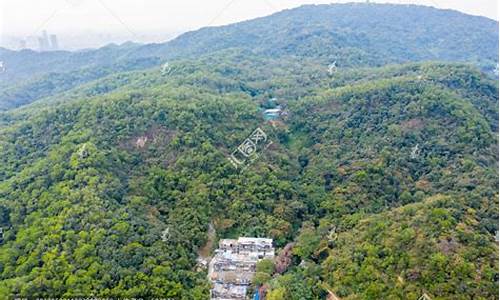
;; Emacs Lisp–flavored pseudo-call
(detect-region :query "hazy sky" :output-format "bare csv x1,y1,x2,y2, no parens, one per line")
0,0,498,48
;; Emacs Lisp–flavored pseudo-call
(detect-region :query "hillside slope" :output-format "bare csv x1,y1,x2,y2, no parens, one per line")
0,3,498,111
138,3,498,65
0,48,497,299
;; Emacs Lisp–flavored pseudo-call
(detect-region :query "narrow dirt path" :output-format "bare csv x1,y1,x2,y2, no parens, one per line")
198,222,216,260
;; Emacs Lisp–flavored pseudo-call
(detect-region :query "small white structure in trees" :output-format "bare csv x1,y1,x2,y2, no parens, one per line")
161,227,170,242
328,61,337,75
411,144,420,159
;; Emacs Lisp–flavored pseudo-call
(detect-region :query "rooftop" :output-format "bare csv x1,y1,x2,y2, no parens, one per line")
209,237,275,299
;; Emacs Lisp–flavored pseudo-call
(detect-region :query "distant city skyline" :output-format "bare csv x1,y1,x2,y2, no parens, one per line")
35,30,59,51
0,0,497,50
1,29,182,51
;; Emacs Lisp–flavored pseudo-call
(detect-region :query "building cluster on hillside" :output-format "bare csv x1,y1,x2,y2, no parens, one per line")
209,237,274,300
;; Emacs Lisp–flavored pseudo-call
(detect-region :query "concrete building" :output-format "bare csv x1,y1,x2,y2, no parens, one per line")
38,30,50,51
209,237,274,299
37,31,59,51
263,108,281,120
50,34,59,50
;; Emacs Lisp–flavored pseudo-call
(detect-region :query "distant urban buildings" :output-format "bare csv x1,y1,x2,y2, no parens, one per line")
1,30,183,51
38,30,59,51
50,34,59,50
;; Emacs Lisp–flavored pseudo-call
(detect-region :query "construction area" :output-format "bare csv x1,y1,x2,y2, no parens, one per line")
209,237,275,299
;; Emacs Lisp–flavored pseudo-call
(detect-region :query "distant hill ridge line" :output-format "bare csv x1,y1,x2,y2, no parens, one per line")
0,3,497,110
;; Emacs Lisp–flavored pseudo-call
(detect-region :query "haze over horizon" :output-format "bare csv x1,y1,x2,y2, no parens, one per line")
1,0,498,50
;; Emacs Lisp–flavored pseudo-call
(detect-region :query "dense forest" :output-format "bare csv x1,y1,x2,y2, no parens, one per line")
0,3,498,300
0,3,497,111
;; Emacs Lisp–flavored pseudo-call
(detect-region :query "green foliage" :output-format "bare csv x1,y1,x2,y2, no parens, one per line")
293,223,322,259
253,272,272,286
267,272,320,300
1,3,497,111
267,287,287,300
0,15,497,298
256,258,275,274
316,195,498,299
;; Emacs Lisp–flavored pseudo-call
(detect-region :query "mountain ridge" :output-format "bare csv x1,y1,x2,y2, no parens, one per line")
0,3,497,111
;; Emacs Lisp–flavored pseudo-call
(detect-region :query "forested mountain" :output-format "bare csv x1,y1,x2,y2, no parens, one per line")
0,3,498,300
141,3,498,65
0,3,497,110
